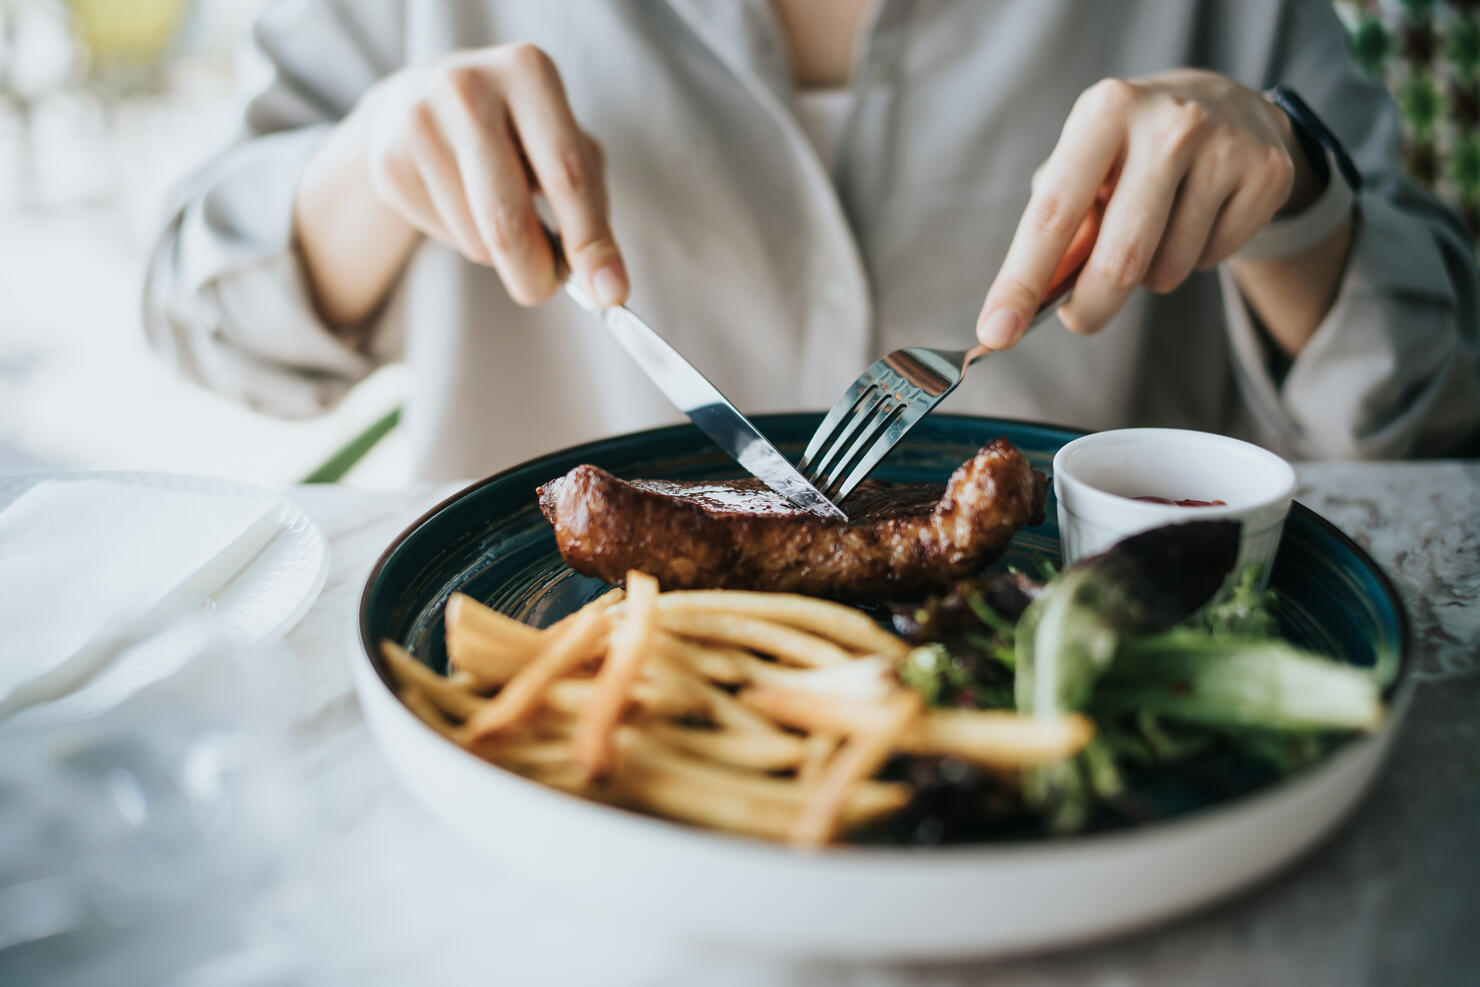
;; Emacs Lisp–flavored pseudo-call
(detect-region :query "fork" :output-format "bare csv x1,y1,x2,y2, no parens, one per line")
798,207,1103,505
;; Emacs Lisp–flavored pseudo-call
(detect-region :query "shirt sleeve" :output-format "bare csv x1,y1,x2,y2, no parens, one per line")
142,0,406,419
1218,0,1480,459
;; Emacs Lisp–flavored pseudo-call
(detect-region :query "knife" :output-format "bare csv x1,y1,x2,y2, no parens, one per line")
551,238,847,521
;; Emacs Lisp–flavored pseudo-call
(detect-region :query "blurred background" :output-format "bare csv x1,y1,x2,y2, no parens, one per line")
0,0,408,486
0,0,1474,488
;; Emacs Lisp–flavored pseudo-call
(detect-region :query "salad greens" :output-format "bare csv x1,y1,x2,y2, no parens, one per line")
1014,521,1242,718
890,520,1385,836
1101,631,1384,731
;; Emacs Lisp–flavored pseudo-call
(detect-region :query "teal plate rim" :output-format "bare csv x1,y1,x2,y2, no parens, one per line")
357,413,1413,849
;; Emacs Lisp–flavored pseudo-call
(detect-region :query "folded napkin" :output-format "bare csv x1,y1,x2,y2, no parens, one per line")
0,479,287,718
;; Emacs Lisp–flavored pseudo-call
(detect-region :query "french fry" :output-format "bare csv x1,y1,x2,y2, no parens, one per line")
654,591,909,659
480,737,577,769
524,762,594,794
445,590,626,682
449,588,624,642
465,605,608,739
398,683,466,742
739,684,894,734
609,662,803,760
742,686,1094,768
522,708,578,739
727,652,816,689
576,571,660,779
909,708,1094,768
610,728,908,839
540,678,595,716
657,611,854,668
791,690,922,847
447,668,494,694
382,641,484,721
639,721,807,772
543,672,704,720
445,623,530,683
797,731,841,785
654,632,746,685
693,676,793,736
610,760,799,840
446,592,542,650
641,657,710,707
731,653,895,698
406,572,1082,846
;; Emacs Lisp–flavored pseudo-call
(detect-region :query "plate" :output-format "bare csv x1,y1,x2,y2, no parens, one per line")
353,415,1410,959
0,470,329,720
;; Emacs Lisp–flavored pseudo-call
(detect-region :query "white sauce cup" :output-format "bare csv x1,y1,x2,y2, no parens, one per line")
1052,428,1297,585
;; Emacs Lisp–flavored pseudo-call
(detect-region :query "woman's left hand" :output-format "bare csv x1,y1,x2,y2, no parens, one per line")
976,69,1320,349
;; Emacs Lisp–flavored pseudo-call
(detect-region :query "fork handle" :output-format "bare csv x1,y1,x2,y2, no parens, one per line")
1041,197,1104,312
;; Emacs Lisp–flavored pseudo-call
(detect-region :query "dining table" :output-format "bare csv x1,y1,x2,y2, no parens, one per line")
21,459,1475,986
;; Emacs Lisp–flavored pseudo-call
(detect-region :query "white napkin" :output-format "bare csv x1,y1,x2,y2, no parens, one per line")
0,479,287,718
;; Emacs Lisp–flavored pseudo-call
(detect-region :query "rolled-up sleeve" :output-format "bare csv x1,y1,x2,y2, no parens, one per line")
1220,0,1480,459
143,0,405,419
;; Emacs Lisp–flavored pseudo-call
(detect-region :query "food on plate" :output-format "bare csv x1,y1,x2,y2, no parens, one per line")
892,520,1385,836
536,438,1047,598
382,577,1091,846
381,515,1386,847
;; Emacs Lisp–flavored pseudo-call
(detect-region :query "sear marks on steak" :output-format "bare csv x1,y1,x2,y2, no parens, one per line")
536,439,1048,599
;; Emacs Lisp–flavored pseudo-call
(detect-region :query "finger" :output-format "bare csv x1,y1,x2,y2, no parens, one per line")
1141,150,1240,294
977,79,1134,349
1056,127,1189,335
433,69,558,305
1198,146,1295,268
368,144,456,247
405,102,489,264
584,130,605,171
502,45,627,307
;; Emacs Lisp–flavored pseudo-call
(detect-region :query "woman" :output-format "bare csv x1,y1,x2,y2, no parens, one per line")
144,0,1480,482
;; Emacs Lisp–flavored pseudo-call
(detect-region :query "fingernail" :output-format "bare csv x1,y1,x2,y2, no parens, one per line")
592,264,626,308
977,308,1021,349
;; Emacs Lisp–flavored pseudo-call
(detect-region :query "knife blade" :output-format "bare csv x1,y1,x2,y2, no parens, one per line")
561,277,847,521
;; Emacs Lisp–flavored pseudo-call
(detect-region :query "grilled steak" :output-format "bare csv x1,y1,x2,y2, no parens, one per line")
536,439,1047,599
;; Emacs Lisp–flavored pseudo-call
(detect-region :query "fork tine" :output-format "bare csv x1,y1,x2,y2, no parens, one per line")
829,401,936,504
799,374,879,474
802,384,891,483
817,395,910,500
803,343,978,506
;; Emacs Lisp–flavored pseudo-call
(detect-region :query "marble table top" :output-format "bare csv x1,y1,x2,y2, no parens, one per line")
103,463,1480,985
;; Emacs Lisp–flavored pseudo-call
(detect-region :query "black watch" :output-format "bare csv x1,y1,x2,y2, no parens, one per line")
1266,85,1363,193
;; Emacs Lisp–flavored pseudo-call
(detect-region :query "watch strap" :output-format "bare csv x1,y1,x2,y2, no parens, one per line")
1267,85,1363,192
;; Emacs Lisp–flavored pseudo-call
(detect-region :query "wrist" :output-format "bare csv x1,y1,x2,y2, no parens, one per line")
1266,98,1324,216
294,100,420,330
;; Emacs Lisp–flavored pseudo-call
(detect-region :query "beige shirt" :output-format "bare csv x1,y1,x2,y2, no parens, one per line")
144,0,1480,482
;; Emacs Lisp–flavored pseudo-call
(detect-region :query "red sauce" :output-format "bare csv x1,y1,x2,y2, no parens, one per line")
1134,496,1227,507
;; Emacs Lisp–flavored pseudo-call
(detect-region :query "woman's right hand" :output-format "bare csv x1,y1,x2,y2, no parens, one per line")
360,43,627,308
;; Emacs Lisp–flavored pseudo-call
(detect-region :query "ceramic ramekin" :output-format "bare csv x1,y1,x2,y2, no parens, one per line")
1052,428,1297,583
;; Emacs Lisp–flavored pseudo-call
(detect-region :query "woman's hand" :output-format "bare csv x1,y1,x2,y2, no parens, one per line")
296,44,626,328
976,70,1326,351
360,44,626,307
